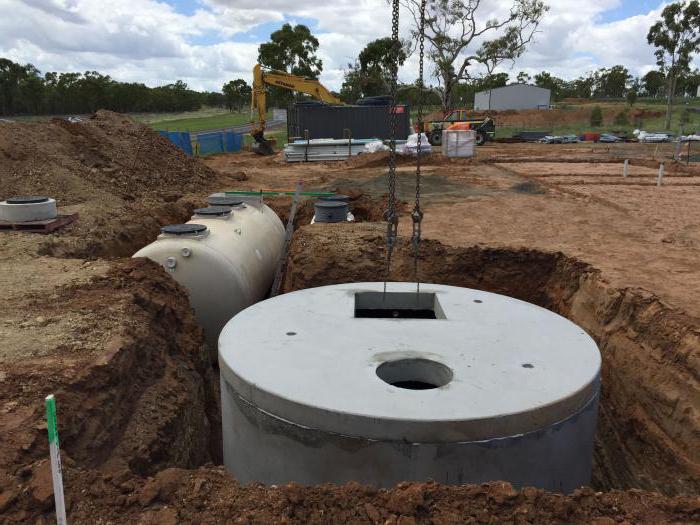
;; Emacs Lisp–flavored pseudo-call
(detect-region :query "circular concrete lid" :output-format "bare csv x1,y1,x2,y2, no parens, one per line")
219,282,601,442
6,196,50,204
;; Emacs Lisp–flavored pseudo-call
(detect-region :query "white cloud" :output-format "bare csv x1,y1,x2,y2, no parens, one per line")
0,0,686,93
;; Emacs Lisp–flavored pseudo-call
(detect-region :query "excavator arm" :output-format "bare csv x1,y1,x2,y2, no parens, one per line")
250,64,342,155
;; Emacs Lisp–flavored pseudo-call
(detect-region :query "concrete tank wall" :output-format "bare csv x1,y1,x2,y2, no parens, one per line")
219,282,601,491
222,378,599,491
134,202,284,358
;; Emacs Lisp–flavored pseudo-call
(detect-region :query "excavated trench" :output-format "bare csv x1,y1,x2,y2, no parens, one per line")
79,214,696,496
62,217,696,497
5,209,696,522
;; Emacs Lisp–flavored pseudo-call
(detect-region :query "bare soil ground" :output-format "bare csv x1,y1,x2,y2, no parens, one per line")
0,114,698,523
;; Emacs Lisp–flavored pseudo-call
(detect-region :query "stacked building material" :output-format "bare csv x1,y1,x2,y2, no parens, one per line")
283,138,376,162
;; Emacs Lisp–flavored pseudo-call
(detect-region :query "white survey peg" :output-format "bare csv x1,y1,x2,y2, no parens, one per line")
45,394,67,525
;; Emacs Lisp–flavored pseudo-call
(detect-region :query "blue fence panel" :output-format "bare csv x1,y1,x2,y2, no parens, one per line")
223,131,243,153
197,131,243,156
198,132,225,155
158,131,193,156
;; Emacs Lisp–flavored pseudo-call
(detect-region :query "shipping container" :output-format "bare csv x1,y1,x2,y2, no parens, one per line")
287,103,411,141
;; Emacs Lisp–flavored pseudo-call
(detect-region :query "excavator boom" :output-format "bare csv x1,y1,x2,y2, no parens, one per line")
250,64,342,155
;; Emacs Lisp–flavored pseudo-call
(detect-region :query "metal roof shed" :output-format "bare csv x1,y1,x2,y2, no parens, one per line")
474,84,551,111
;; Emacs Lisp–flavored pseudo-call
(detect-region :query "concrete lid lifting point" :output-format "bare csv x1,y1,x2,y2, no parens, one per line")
218,282,602,443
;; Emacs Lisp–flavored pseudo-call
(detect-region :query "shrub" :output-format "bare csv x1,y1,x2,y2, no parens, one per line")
614,110,629,126
590,105,603,127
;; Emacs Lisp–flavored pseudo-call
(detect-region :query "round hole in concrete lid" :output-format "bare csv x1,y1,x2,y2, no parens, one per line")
376,358,453,390
6,196,50,204
161,223,207,235
194,206,232,216
207,196,245,207
319,194,350,202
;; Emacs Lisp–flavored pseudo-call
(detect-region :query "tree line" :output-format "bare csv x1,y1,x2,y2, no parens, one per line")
0,58,225,116
4,0,699,129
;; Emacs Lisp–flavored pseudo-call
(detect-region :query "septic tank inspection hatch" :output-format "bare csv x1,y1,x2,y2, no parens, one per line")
218,282,601,490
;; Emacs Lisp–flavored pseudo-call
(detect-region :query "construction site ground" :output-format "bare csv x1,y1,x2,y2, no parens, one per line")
0,113,698,523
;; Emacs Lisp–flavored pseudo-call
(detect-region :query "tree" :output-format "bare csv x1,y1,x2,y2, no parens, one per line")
258,23,322,77
570,73,596,99
341,38,408,101
340,64,365,102
222,79,251,111
534,71,567,100
258,23,323,107
359,37,407,96
17,73,45,114
675,67,700,95
647,0,700,129
516,71,531,83
401,0,548,109
594,65,632,98
0,59,33,115
642,70,667,97
0,57,209,116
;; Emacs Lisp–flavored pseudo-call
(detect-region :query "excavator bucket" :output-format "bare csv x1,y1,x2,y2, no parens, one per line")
251,130,275,156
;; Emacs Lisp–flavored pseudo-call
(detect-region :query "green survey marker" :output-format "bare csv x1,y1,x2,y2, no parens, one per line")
45,395,68,525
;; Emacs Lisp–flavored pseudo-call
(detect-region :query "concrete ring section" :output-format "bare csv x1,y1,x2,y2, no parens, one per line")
219,282,601,489
0,197,58,222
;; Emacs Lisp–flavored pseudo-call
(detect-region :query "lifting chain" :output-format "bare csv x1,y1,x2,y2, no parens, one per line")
383,0,401,295
412,0,427,294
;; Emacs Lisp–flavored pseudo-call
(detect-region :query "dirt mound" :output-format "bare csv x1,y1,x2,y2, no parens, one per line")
0,110,214,202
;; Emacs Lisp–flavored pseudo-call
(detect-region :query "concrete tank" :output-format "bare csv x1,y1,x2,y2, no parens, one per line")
0,196,58,222
219,282,601,491
134,202,284,359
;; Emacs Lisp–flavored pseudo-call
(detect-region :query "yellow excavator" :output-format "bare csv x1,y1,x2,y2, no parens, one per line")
250,64,342,155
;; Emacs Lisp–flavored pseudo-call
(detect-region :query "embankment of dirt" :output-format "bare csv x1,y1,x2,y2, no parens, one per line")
456,107,665,128
42,468,700,524
0,258,220,522
282,223,700,497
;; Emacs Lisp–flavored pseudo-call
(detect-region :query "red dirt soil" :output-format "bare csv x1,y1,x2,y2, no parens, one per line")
0,114,698,523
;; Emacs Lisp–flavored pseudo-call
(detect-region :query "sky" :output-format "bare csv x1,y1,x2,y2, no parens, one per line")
0,0,686,92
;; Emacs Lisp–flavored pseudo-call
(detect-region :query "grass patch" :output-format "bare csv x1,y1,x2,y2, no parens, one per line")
147,110,260,132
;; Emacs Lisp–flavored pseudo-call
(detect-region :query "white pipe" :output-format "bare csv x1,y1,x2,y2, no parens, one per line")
657,163,665,187
623,159,629,178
